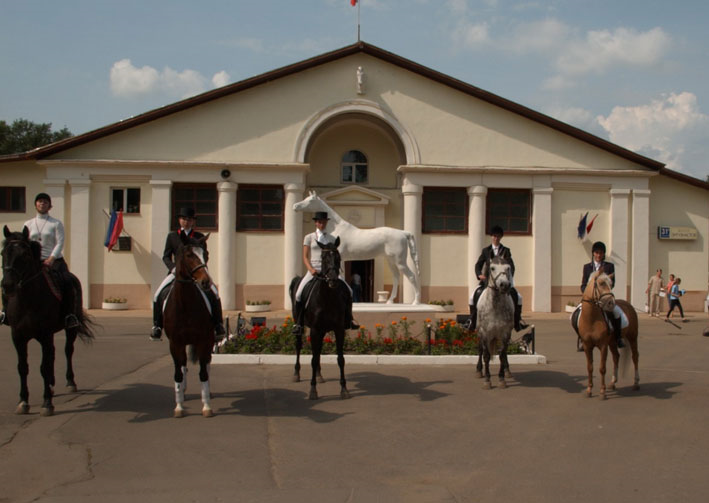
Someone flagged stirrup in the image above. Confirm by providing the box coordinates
[0,311,7,326]
[616,337,625,348]
[65,314,80,329]
[516,320,529,332]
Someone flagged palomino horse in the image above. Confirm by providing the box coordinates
[2,226,95,415]
[475,256,514,389]
[162,232,216,417]
[578,269,640,399]
[293,191,421,304]
[289,237,350,400]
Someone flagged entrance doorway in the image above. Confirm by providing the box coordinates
[345,260,374,303]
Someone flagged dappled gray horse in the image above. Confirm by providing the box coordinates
[476,256,514,389]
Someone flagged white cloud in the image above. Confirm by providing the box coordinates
[597,92,709,178]
[110,59,228,99]
[452,21,490,48]
[212,71,231,88]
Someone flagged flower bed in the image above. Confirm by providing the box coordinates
[221,316,526,356]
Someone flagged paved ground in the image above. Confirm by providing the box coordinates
[1,309,708,502]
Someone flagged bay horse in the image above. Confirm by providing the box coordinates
[162,231,215,417]
[289,237,350,400]
[293,191,421,304]
[2,225,95,416]
[475,256,514,389]
[577,269,640,399]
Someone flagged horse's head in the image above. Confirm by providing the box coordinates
[584,269,616,312]
[2,226,41,294]
[318,236,341,289]
[293,191,321,213]
[485,256,512,294]
[175,232,212,290]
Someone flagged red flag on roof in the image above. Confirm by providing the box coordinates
[105,210,124,252]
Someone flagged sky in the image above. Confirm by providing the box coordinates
[2,0,708,181]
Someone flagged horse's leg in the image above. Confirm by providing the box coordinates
[498,342,510,388]
[12,334,31,414]
[482,344,492,389]
[293,329,302,382]
[385,257,400,304]
[599,344,608,400]
[398,260,421,305]
[198,351,214,418]
[335,328,350,399]
[631,336,640,391]
[309,331,322,400]
[38,333,56,416]
[609,343,620,391]
[475,338,483,378]
[171,343,187,418]
[584,344,594,397]
[64,329,78,392]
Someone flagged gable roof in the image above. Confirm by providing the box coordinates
[0,40,695,183]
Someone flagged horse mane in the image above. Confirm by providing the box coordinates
[583,269,612,298]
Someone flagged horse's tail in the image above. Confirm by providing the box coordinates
[405,232,420,276]
[75,309,97,343]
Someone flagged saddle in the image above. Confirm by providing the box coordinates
[42,267,63,302]
[159,280,212,316]
[571,304,628,336]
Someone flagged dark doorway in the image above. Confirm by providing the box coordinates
[345,260,374,303]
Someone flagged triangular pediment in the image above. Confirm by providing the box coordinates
[320,186,390,206]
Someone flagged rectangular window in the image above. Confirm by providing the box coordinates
[110,187,141,214]
[0,187,25,213]
[172,183,218,230]
[422,187,468,233]
[486,189,532,235]
[237,184,284,231]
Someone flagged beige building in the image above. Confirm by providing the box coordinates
[1,42,707,312]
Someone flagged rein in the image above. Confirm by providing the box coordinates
[582,277,615,309]
[487,268,510,292]
[2,239,44,291]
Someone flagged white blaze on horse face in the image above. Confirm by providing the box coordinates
[193,247,208,272]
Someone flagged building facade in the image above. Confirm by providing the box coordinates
[2,42,707,312]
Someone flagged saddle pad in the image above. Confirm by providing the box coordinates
[161,284,212,316]
[575,304,629,329]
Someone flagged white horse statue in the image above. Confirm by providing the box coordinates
[293,191,421,304]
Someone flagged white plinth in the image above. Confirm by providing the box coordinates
[376,291,389,303]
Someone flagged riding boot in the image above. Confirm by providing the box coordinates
[612,315,625,348]
[344,292,359,331]
[150,300,163,341]
[467,303,477,331]
[292,300,304,336]
[513,303,528,332]
[208,292,226,339]
[61,275,80,329]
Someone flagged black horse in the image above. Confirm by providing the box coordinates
[289,237,350,400]
[2,226,95,416]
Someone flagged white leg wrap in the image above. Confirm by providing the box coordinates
[175,381,185,409]
[201,381,211,411]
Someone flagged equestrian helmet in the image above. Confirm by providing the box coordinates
[312,211,329,221]
[34,192,51,204]
[592,241,606,254]
[490,225,504,237]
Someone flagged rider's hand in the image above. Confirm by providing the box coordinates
[478,274,486,281]
[43,256,55,267]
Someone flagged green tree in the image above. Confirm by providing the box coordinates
[0,119,73,155]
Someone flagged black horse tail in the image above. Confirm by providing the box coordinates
[289,276,302,305]
[74,309,97,343]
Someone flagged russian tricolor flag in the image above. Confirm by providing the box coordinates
[104,210,124,251]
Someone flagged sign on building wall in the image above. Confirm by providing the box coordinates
[657,226,698,240]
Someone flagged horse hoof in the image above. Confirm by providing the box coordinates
[475,371,483,378]
[340,389,351,399]
[174,408,185,418]
[483,381,492,390]
[609,383,616,391]
[202,408,214,418]
[499,380,507,389]
[309,389,319,400]
[40,406,54,417]
[16,402,29,415]
[504,371,512,379]
[66,384,78,393]
[292,374,300,383]
[317,376,326,384]
[586,390,592,398]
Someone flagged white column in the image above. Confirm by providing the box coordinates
[401,180,422,304]
[43,180,66,224]
[150,180,173,300]
[532,187,553,312]
[631,189,651,310]
[467,186,487,300]
[217,181,237,310]
[610,189,631,300]
[68,178,91,308]
[283,183,304,309]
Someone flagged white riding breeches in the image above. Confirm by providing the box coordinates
[153,272,220,302]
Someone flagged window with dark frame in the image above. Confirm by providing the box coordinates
[110,187,141,214]
[171,183,218,230]
[341,150,368,184]
[237,184,284,231]
[0,186,26,213]
[486,188,532,235]
[422,187,468,233]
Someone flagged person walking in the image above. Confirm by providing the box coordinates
[646,268,664,317]
[666,277,687,322]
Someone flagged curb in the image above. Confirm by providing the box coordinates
[212,353,547,365]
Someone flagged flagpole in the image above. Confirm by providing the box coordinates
[357,0,361,41]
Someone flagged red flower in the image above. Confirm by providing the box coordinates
[245,334,258,340]
[324,336,333,344]
[383,337,393,345]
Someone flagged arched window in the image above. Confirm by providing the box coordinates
[341,150,368,184]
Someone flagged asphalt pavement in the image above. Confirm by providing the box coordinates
[1,309,708,502]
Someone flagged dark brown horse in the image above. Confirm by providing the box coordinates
[162,231,215,418]
[577,269,640,399]
[289,237,350,400]
[2,226,95,416]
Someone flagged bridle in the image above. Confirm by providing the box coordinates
[2,238,43,292]
[582,275,615,310]
[175,245,209,284]
[319,248,341,288]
